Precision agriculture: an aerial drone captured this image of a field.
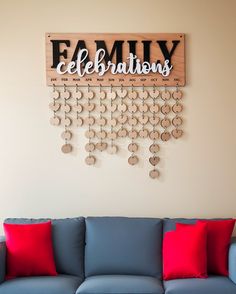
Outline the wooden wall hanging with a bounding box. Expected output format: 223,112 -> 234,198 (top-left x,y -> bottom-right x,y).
46,33 -> 186,179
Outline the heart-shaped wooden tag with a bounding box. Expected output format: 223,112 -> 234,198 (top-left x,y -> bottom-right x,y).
96,142 -> 108,151
49,102 -> 61,112
149,116 -> 160,126
139,129 -> 149,138
97,104 -> 107,113
107,131 -> 117,140
61,90 -> 71,100
97,91 -> 106,100
128,90 -> 138,100
61,143 -> 72,153
84,116 -> 95,126
161,90 -> 171,101
73,90 -> 83,99
84,103 -> 95,112
73,104 -> 83,113
172,116 -> 183,127
97,117 -> 107,126
118,103 -> 127,112
128,143 -> 138,153
62,117 -> 72,127
149,169 -> 159,179
107,145 -> 118,154
118,128 -> 128,137
84,90 -> 94,100
149,143 -> 159,153
149,89 -> 160,99
172,129 -> 183,139
161,104 -> 171,115
139,104 -> 149,113
128,155 -> 139,165
161,131 -> 171,141
73,117 -> 83,127
108,104 -> 117,112
85,142 -> 95,152
85,130 -> 95,139
97,130 -> 107,139
149,130 -> 160,140
50,116 -> 61,126
128,117 -> 138,126
128,130 -> 138,139
139,91 -> 148,99
118,114 -> 128,124
139,115 -> 149,125
161,118 -> 171,128
108,118 -> 117,127
172,103 -> 183,114
85,155 -> 96,165
50,90 -> 60,99
107,91 -> 117,100
61,130 -> 72,140
61,104 -> 72,113
172,90 -> 183,100
117,89 -> 127,98
149,156 -> 160,166
150,104 -> 159,114
128,104 -> 138,113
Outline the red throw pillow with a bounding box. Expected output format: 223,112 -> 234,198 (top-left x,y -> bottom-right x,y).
4,221 -> 57,279
163,222 -> 208,280
198,219 -> 235,276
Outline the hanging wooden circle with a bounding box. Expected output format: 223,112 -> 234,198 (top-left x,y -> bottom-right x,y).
85,130 -> 95,139
108,118 -> 117,127
128,130 -> 138,139
128,90 -> 138,100
97,104 -> 107,113
172,103 -> 183,114
97,130 -> 107,139
161,104 -> 171,115
96,142 -> 108,151
50,90 -> 60,99
61,130 -> 72,140
49,102 -> 60,111
139,104 -> 149,113
139,129 -> 149,138
161,90 -> 171,101
149,116 -> 160,126
139,115 -> 149,125
50,116 -> 61,126
149,130 -> 160,140
107,131 -> 117,140
61,90 -> 71,100
85,155 -> 96,165
97,90 -> 106,100
97,117 -> 107,126
149,89 -> 160,99
73,89 -> 83,99
73,117 -> 83,127
84,116 -> 95,126
161,118 -> 171,128
128,143 -> 139,153
117,89 -> 128,98
73,104 -> 83,113
118,114 -> 128,124
62,117 -> 72,127
107,91 -> 117,100
128,104 -> 138,113
149,169 -> 159,179
172,129 -> 183,139
149,156 -> 160,166
61,104 -> 72,113
150,104 -> 159,114
149,143 -> 159,153
172,116 -> 183,127
61,143 -> 73,153
84,90 -> 94,100
128,155 -> 139,165
107,145 -> 118,154
128,117 -> 138,126
85,142 -> 96,152
161,131 -> 171,141
118,103 -> 127,112
84,103 -> 95,112
108,104 -> 117,112
172,90 -> 183,100
118,128 -> 128,137
138,91 -> 148,99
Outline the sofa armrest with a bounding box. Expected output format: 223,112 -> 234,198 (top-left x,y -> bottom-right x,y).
0,236 -> 6,284
229,237 -> 236,284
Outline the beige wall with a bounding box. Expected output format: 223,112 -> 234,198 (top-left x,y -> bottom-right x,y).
0,0 -> 236,232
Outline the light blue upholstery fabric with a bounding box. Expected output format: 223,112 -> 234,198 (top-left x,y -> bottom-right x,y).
0,237 -> 6,284
85,217 -> 163,278
229,237 -> 236,284
4,218 -> 85,277
76,275 -> 164,294
0,275 -> 82,294
164,276 -> 236,294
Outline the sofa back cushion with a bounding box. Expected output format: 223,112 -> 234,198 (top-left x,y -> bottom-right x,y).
85,217 -> 163,278
4,218 -> 85,278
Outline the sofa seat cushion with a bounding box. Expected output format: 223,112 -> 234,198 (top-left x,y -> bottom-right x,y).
76,275 -> 164,294
0,274 -> 82,294
164,276 -> 236,294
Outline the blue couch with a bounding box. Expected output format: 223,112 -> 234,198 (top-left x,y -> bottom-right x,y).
0,217 -> 236,294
